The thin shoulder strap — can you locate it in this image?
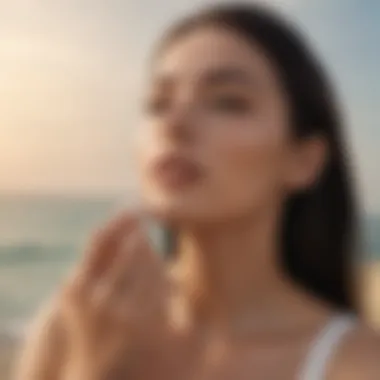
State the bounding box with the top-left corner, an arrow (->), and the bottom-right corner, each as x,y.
298,314 -> 356,380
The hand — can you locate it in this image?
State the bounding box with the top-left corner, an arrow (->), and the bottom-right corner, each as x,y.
60,213 -> 173,380
13,299 -> 66,380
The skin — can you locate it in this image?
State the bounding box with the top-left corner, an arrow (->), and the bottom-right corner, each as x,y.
14,26 -> 380,380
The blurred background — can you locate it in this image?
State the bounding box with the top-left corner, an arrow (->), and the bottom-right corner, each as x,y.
0,0 -> 379,378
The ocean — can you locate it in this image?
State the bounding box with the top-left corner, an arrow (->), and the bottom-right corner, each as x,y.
0,195 -> 379,338
0,195 -> 118,338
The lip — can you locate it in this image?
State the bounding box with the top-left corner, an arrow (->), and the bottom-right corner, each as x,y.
150,153 -> 204,189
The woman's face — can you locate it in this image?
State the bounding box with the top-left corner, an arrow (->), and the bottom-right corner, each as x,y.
138,27 -> 324,223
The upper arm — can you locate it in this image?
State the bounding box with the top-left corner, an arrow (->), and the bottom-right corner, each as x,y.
12,300 -> 67,380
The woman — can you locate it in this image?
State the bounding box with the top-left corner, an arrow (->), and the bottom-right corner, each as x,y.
14,3 -> 380,380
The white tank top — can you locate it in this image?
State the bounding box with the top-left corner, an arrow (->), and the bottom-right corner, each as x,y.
298,314 -> 356,380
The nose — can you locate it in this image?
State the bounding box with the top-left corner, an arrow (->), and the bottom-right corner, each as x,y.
160,99 -> 195,144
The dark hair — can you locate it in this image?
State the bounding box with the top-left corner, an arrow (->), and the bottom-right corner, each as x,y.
155,3 -> 360,312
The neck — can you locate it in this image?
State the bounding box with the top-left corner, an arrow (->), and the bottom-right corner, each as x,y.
169,208 -> 330,337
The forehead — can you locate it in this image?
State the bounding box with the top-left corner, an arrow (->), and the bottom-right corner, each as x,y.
153,27 -> 277,83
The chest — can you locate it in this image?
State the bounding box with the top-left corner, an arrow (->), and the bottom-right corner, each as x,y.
125,337 -> 310,380
193,340 -> 308,380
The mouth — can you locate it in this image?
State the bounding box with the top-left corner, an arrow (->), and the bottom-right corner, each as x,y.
150,153 -> 204,190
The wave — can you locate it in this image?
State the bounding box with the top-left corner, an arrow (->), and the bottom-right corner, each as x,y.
0,242 -> 77,265
0,319 -> 29,342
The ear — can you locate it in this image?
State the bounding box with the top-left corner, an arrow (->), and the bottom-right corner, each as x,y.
286,135 -> 328,192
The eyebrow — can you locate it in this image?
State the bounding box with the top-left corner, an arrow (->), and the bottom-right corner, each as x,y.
200,66 -> 255,87
150,66 -> 255,91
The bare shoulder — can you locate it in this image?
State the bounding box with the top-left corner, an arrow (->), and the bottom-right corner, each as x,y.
330,322 -> 380,380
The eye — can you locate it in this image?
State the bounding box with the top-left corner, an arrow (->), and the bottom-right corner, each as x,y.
208,94 -> 251,114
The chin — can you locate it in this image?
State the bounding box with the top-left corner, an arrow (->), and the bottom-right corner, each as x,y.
142,193 -> 213,225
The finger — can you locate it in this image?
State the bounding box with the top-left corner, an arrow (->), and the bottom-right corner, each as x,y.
102,228 -> 154,301
73,212 -> 141,296
114,233 -> 167,317
84,213 -> 137,273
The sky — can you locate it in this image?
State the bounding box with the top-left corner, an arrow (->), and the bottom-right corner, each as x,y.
0,0 -> 379,211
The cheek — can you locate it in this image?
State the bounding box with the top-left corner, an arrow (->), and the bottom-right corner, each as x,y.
206,118 -> 288,203
136,121 -> 161,174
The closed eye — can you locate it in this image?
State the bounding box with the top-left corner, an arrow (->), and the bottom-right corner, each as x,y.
207,93 -> 252,114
